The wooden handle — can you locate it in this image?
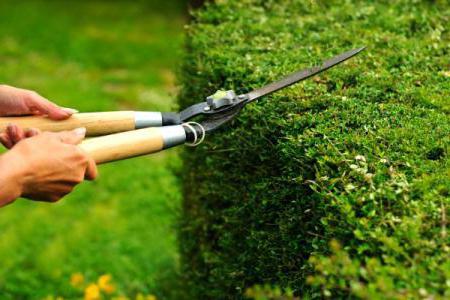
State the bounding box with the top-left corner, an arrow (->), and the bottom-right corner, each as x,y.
0,112 -> 136,136
79,127 -> 164,164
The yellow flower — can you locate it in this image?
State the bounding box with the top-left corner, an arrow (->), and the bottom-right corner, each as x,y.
70,273 -> 84,288
84,283 -> 100,300
136,294 -> 156,300
112,297 -> 129,300
98,274 -> 116,294
136,293 -> 144,300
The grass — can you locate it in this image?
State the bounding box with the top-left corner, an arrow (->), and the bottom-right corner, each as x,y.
0,0 -> 185,299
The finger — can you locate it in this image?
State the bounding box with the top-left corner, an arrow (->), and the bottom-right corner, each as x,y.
0,132 -> 13,149
6,124 -> 25,145
26,92 -> 73,120
84,157 -> 98,181
55,127 -> 86,145
25,128 -> 41,138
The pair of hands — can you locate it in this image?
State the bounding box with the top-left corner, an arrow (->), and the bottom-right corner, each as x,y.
0,85 -> 97,207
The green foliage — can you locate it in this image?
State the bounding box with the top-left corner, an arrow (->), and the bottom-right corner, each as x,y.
0,1 -> 185,298
178,0 -> 450,298
245,284 -> 298,300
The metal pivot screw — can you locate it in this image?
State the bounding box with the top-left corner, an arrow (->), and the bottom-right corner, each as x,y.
206,90 -> 237,110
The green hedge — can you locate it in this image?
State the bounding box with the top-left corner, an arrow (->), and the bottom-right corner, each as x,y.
178,1 -> 449,299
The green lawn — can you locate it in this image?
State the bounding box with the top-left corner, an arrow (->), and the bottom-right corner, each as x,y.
0,1 -> 185,299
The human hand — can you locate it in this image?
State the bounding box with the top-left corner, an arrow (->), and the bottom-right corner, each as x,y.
0,128 -> 97,204
0,124 -> 40,149
0,84 -> 76,119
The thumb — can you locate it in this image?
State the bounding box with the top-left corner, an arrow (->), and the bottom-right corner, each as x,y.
56,127 -> 86,145
25,92 -> 73,120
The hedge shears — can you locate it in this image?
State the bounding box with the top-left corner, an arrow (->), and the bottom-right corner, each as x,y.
0,47 -> 365,164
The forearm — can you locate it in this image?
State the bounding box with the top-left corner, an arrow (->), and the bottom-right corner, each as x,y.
0,152 -> 24,206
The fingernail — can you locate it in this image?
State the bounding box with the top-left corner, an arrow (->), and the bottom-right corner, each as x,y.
61,107 -> 79,114
73,127 -> 86,137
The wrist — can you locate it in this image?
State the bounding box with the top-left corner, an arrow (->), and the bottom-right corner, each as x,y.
0,151 -> 27,206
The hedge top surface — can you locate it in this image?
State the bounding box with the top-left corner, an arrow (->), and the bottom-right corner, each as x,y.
179,0 -> 449,299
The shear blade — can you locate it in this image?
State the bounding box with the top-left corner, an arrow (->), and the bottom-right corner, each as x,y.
245,47 -> 366,102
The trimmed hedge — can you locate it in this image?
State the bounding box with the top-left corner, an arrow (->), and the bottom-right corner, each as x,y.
178,1 -> 449,299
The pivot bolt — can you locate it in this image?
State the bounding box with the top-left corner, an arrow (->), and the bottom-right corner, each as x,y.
206,90 -> 237,110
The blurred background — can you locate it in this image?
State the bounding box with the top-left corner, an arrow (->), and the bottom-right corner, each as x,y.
0,0 -> 192,298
